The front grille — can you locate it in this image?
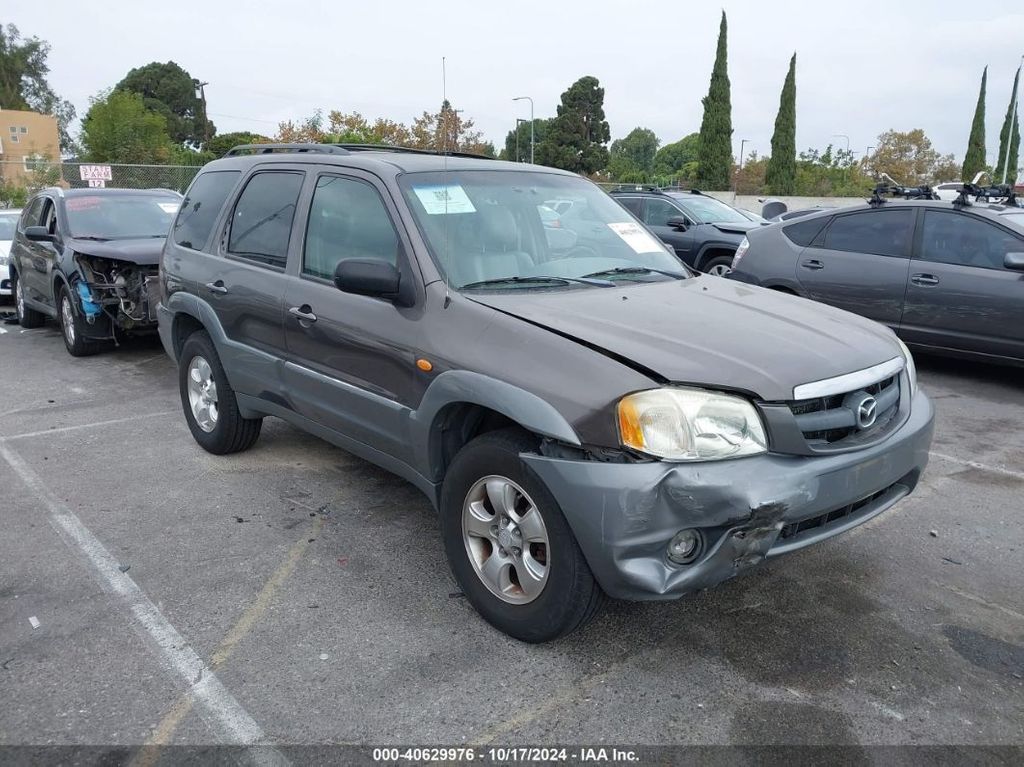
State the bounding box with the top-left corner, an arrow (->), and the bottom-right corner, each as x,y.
785,374 -> 900,446
777,482 -> 900,543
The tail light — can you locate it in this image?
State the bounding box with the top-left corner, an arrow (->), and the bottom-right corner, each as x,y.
732,236 -> 750,269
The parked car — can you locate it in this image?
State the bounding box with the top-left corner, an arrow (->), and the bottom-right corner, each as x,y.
608,187 -> 760,275
0,208 -> 21,298
729,200 -> 1024,365
158,144 -> 933,642
8,188 -> 182,355
933,182 -> 963,202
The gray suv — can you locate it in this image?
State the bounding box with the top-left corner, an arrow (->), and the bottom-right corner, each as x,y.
157,144 -> 934,642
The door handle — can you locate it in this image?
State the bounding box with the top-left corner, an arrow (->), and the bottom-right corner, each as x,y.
288,306 -> 317,323
800,259 -> 824,270
911,273 -> 939,286
205,281 -> 228,294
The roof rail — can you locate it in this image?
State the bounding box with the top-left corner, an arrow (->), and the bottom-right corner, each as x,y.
327,143 -> 497,160
223,143 -> 351,157
609,184 -> 662,193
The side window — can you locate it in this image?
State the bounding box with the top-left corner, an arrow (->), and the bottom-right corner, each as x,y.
784,216 -> 830,247
174,170 -> 241,250
41,200 -> 57,236
617,196 -> 643,217
644,198 -> 682,227
919,210 -> 1024,271
20,197 -> 45,231
824,209 -> 914,258
227,171 -> 304,267
303,175 -> 400,280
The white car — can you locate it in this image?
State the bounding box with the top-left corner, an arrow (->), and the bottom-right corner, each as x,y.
933,182 -> 963,201
0,208 -> 22,298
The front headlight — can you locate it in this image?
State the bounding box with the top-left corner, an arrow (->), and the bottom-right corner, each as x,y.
896,337 -> 917,396
617,387 -> 767,461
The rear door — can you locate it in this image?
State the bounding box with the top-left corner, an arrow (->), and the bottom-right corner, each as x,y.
795,207 -> 915,329
641,197 -> 695,263
901,209 -> 1024,360
282,170 -> 420,464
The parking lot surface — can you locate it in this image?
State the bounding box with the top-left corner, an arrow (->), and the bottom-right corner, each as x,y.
1,315 -> 1022,751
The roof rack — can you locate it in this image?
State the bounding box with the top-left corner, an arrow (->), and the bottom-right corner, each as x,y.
953,182 -> 1018,208
609,184 -> 663,193
224,143 -> 351,157
327,143 -> 497,160
868,183 -> 939,206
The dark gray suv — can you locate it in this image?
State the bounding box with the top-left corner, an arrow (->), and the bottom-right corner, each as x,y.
157,144 -> 934,642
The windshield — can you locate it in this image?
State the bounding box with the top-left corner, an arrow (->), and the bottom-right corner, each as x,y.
0,213 -> 18,240
674,195 -> 751,225
399,171 -> 686,290
64,195 -> 181,240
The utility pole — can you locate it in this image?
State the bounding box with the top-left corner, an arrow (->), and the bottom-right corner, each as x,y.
513,96 -> 534,163
195,80 -> 210,148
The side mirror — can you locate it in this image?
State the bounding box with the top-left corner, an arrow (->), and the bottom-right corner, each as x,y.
1005,252 -> 1024,271
666,216 -> 689,230
24,225 -> 54,243
334,259 -> 412,306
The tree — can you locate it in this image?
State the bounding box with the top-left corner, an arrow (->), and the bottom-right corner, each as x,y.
765,54 -> 797,195
994,67 -> 1021,184
870,129 -> 956,186
696,12 -> 733,190
323,111 -> 412,145
116,61 -> 215,147
794,145 -> 872,197
608,127 -> 659,180
534,76 -> 610,174
501,118 -> 550,162
0,24 -> 77,154
409,100 -> 488,154
652,133 -> 700,177
205,131 -> 271,157
962,67 -> 988,182
735,151 -> 769,195
80,90 -> 175,164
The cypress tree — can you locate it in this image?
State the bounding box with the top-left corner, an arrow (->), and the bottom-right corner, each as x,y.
995,67 -> 1021,183
696,11 -> 732,190
765,54 -> 797,195
961,67 -> 987,182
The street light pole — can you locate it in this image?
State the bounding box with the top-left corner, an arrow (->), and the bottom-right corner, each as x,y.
513,96 -> 534,163
1003,55 -> 1023,185
832,133 -> 850,154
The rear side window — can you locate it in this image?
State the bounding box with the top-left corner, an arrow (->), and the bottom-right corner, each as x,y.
227,172 -> 304,267
823,209 -> 914,258
173,171 -> 240,250
783,216 -> 830,246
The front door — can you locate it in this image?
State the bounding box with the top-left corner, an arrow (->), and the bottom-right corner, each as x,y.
282,171 -> 420,464
642,197 -> 695,264
795,207 -> 915,330
901,208 -> 1024,360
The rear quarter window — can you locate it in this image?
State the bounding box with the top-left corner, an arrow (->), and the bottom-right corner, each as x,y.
173,170 -> 241,251
782,216 -> 830,246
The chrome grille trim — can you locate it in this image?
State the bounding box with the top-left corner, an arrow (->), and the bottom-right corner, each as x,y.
792,356 -> 904,400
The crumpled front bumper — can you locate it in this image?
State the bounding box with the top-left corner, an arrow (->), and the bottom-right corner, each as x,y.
522,389 -> 934,601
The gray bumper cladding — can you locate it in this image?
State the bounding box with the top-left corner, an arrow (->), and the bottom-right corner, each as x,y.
522,389 -> 935,601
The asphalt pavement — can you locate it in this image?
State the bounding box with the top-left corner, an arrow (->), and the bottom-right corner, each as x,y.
0,310 -> 1021,755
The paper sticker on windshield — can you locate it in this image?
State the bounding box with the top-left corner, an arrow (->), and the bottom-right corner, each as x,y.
413,184 -> 476,215
158,202 -> 181,213
608,222 -> 664,254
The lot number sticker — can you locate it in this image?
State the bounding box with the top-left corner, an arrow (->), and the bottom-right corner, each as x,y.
413,184 -> 477,215
608,222 -> 665,254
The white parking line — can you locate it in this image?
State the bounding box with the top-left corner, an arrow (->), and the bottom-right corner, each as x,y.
3,411 -> 177,441
0,440 -> 283,757
929,451 -> 1024,481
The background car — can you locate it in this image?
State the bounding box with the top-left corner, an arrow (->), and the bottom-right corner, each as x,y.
933,182 -> 963,201
0,208 -> 21,298
728,200 -> 1024,365
609,186 -> 760,275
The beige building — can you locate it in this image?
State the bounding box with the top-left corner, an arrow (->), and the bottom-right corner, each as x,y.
0,108 -> 61,183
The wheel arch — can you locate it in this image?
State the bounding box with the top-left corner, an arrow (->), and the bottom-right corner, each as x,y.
694,243 -> 738,270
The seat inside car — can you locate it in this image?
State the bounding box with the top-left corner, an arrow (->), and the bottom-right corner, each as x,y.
448,206 -> 534,286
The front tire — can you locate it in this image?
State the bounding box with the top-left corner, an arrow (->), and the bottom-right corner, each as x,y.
58,286 -> 102,357
178,330 -> 262,455
702,255 -> 734,277
13,274 -> 45,329
440,428 -> 604,642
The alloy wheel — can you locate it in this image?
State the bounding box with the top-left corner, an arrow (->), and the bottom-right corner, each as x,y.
186,355 -> 219,433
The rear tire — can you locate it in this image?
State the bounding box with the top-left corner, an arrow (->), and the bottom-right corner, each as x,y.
58,286 -> 102,357
440,428 -> 605,642
702,255 -> 734,277
178,330 -> 262,455
13,273 -> 45,329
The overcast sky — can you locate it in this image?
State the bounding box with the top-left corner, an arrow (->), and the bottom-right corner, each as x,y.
8,1 -> 1024,166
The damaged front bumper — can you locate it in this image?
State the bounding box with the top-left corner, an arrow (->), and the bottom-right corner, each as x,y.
522,389 -> 934,601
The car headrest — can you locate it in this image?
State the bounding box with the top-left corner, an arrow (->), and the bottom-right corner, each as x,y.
478,206 -> 518,252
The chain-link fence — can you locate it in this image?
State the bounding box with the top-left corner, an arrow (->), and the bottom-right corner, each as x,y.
1,160 -> 204,207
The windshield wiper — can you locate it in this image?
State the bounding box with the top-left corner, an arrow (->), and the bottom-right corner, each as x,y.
460,275 -> 615,290
581,266 -> 686,280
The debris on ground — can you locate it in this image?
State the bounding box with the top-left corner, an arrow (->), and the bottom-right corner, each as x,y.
929,530 -> 938,537
319,653 -> 329,661
28,616 -> 40,629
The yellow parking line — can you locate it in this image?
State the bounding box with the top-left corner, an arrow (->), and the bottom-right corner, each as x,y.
135,515 -> 323,759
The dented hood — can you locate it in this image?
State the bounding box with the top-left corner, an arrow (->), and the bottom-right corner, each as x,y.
68,236 -> 166,265
468,277 -> 903,401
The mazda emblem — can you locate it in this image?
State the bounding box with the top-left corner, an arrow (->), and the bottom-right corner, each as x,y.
857,396 -> 878,429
